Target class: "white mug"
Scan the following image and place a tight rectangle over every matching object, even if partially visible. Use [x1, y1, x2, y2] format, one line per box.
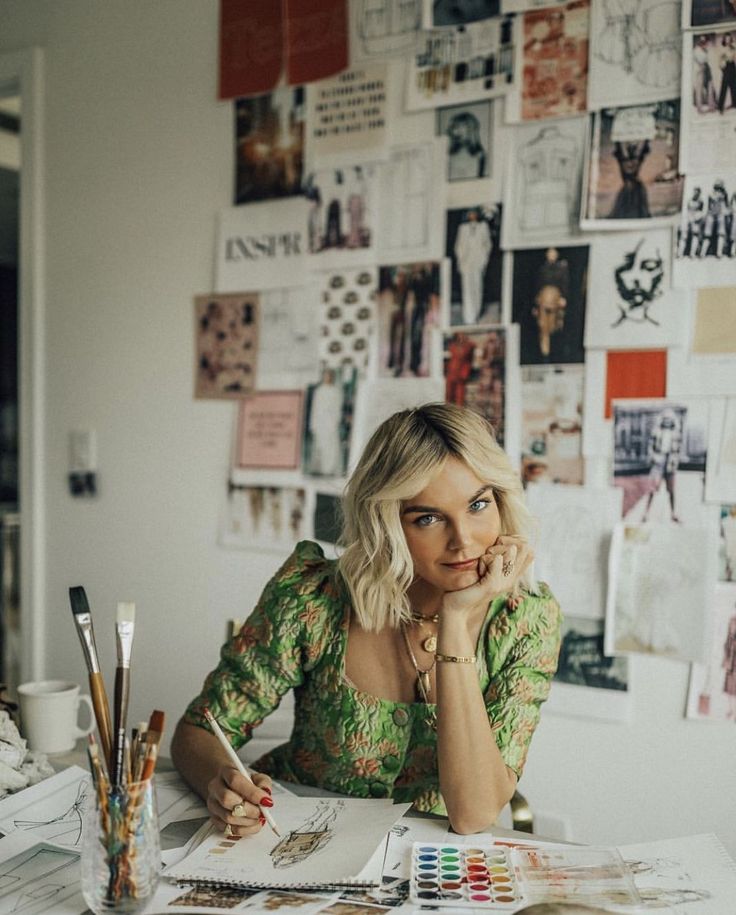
[17, 680, 95, 754]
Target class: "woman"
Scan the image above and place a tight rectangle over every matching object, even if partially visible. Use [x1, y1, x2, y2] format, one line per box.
[171, 404, 561, 836]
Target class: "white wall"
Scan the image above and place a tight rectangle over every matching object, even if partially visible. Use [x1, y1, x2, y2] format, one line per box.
[1, 0, 734, 857]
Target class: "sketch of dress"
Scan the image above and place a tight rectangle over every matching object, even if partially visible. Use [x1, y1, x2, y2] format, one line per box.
[270, 800, 345, 868]
[595, 0, 680, 88]
[354, 0, 422, 58]
[518, 127, 579, 236]
[0, 844, 79, 914]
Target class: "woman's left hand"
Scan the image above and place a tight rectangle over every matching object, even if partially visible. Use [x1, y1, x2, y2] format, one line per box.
[442, 535, 533, 615]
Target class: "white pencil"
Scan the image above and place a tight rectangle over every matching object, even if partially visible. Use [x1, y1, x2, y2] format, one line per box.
[203, 708, 281, 837]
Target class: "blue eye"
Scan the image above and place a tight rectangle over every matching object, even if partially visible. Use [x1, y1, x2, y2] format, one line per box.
[414, 514, 440, 527]
[469, 499, 491, 513]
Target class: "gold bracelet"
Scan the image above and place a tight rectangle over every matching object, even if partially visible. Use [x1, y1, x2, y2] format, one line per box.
[434, 653, 476, 663]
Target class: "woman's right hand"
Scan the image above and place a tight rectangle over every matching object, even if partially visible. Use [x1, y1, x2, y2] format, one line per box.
[206, 765, 274, 836]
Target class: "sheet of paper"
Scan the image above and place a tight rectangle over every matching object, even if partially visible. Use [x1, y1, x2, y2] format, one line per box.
[606, 522, 718, 663]
[0, 829, 85, 915]
[687, 582, 736, 723]
[673, 173, 736, 288]
[164, 797, 410, 888]
[706, 398, 736, 504]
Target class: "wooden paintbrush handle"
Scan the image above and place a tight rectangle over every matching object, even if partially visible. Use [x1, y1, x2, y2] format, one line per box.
[89, 671, 113, 768]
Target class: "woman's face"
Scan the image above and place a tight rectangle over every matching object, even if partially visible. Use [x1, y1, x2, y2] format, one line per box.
[400, 457, 502, 594]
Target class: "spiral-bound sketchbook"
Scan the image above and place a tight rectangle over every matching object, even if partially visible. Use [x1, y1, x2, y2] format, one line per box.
[163, 796, 411, 890]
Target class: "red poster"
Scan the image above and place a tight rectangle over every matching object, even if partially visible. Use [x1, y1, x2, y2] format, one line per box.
[219, 0, 348, 100]
[604, 350, 667, 419]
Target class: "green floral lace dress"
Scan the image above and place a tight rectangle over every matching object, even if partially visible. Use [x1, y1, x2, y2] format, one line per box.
[184, 541, 561, 815]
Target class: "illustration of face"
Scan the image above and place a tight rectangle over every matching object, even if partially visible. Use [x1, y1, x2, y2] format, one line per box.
[615, 240, 664, 312]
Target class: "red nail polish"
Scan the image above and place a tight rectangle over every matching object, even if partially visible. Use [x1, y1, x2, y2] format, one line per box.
[259, 814, 266, 825]
[263, 786, 272, 795]
[260, 795, 274, 807]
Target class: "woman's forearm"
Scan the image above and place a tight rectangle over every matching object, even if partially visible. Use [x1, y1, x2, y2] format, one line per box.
[435, 617, 516, 834]
[170, 718, 234, 800]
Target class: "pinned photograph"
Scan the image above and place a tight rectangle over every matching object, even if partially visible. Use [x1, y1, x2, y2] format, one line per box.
[318, 267, 377, 375]
[588, 0, 681, 110]
[442, 324, 519, 448]
[606, 522, 717, 662]
[509, 0, 590, 122]
[720, 504, 736, 582]
[583, 100, 684, 228]
[219, 483, 309, 552]
[547, 616, 631, 723]
[680, 30, 736, 173]
[586, 230, 688, 349]
[302, 365, 358, 479]
[349, 0, 423, 64]
[446, 204, 502, 326]
[674, 173, 736, 287]
[437, 101, 493, 182]
[687, 584, 736, 722]
[684, 0, 736, 29]
[303, 165, 379, 266]
[194, 294, 258, 399]
[406, 17, 516, 111]
[313, 492, 342, 546]
[235, 88, 305, 205]
[502, 116, 586, 249]
[377, 261, 442, 379]
[612, 399, 709, 525]
[512, 245, 588, 365]
[235, 392, 304, 471]
[521, 364, 584, 485]
[425, 0, 500, 27]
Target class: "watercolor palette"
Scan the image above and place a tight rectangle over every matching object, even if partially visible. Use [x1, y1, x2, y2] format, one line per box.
[409, 842, 523, 908]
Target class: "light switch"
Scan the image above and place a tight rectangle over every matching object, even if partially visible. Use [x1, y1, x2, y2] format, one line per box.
[68, 430, 98, 497]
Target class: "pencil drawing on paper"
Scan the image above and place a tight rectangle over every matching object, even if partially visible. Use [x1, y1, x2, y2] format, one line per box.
[594, 0, 681, 88]
[12, 780, 90, 847]
[0, 843, 80, 913]
[269, 800, 346, 869]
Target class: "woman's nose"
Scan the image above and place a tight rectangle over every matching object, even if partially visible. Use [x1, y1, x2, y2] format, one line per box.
[447, 520, 472, 549]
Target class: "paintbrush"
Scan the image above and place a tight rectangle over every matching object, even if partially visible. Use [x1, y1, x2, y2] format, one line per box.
[140, 709, 165, 782]
[69, 586, 114, 767]
[111, 601, 135, 788]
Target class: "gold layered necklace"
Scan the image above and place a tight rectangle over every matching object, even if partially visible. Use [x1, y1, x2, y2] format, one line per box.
[400, 621, 436, 704]
[408, 611, 439, 654]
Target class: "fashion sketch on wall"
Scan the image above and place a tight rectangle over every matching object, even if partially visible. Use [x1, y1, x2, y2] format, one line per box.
[588, 0, 681, 109]
[406, 17, 516, 111]
[585, 230, 688, 349]
[512, 245, 588, 365]
[674, 173, 736, 287]
[349, 0, 423, 64]
[436, 100, 493, 182]
[502, 117, 586, 249]
[446, 204, 502, 326]
[303, 165, 378, 265]
[377, 261, 442, 379]
[612, 399, 709, 525]
[583, 99, 684, 228]
[681, 30, 736, 173]
[687, 583, 736, 722]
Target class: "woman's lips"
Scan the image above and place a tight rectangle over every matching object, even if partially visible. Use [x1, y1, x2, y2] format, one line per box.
[443, 558, 479, 571]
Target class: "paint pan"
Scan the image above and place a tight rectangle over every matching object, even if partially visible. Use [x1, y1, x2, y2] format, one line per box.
[409, 841, 522, 909]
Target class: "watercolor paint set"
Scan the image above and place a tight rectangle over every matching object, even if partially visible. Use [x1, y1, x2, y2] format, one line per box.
[409, 842, 523, 908]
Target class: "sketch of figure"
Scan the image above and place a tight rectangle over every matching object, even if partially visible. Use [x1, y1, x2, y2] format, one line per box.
[454, 209, 492, 324]
[611, 237, 663, 327]
[631, 1, 681, 88]
[13, 780, 90, 847]
[595, 0, 645, 74]
[642, 408, 683, 523]
[610, 140, 651, 219]
[518, 125, 579, 236]
[353, 0, 422, 60]
[723, 611, 736, 719]
[693, 34, 717, 112]
[270, 800, 345, 868]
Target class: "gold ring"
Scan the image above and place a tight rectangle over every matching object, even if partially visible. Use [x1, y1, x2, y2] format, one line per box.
[502, 560, 514, 577]
[224, 823, 233, 837]
[232, 803, 245, 818]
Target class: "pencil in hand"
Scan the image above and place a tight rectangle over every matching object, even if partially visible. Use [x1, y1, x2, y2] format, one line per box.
[203, 707, 281, 837]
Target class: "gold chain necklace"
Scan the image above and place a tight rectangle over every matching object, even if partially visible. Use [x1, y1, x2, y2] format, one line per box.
[408, 611, 439, 653]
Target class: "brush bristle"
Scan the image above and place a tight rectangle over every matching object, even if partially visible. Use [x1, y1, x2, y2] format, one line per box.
[116, 601, 136, 624]
[69, 586, 90, 615]
[148, 709, 165, 736]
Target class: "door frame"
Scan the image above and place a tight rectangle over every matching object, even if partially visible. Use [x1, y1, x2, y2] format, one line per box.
[0, 48, 46, 682]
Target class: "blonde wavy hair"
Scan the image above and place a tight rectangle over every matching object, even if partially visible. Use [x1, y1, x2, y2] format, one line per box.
[337, 403, 533, 631]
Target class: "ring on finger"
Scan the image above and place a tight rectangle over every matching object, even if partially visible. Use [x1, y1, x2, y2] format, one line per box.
[502, 560, 514, 577]
[232, 803, 246, 818]
[224, 823, 234, 838]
